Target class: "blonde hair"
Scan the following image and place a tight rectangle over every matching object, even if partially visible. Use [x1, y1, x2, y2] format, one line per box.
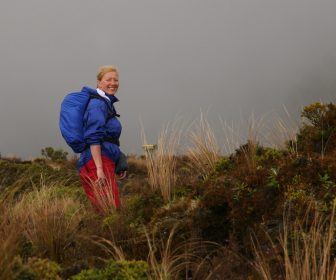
[96, 65, 119, 81]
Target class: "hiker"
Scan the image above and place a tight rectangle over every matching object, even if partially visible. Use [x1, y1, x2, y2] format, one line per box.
[76, 65, 127, 211]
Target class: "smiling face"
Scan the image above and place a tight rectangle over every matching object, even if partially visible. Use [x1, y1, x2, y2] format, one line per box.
[97, 71, 119, 95]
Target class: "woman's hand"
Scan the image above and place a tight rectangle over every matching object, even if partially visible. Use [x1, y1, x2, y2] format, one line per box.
[90, 145, 106, 185]
[96, 167, 106, 185]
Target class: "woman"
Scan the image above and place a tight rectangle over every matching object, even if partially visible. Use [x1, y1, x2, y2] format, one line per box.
[77, 65, 127, 211]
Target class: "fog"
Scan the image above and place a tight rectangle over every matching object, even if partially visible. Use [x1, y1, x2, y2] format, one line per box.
[1, 0, 336, 158]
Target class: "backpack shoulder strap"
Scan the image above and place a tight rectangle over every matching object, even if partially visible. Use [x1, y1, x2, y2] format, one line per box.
[87, 94, 120, 119]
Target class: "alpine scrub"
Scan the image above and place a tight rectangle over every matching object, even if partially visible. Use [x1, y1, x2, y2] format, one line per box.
[1, 101, 336, 278]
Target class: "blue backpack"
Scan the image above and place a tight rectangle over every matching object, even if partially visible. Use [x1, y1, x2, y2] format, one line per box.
[59, 87, 115, 153]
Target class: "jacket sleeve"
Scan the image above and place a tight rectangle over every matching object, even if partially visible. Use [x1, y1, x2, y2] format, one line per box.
[83, 102, 108, 145]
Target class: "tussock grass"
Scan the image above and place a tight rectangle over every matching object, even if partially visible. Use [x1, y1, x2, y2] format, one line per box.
[146, 226, 186, 280]
[245, 115, 264, 172]
[90, 235, 126, 262]
[221, 114, 272, 174]
[90, 179, 118, 215]
[220, 119, 242, 156]
[270, 118, 298, 155]
[187, 113, 220, 178]
[221, 109, 299, 162]
[142, 123, 181, 202]
[145, 226, 204, 280]
[265, 106, 299, 154]
[92, 223, 230, 279]
[145, 225, 229, 280]
[0, 198, 26, 280]
[14, 180, 86, 262]
[80, 170, 120, 215]
[281, 205, 336, 280]
[252, 203, 336, 280]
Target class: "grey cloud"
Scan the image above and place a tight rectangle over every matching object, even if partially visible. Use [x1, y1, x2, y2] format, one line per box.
[0, 0, 336, 158]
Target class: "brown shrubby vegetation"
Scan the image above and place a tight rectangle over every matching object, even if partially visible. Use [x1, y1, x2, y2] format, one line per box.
[2, 101, 336, 279]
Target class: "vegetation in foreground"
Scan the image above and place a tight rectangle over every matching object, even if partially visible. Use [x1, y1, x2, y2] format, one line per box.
[1, 102, 336, 279]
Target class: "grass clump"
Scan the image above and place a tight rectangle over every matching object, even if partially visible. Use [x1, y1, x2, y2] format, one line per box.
[142, 123, 181, 202]
[187, 113, 220, 178]
[14, 183, 86, 263]
[0, 199, 26, 280]
[252, 203, 336, 280]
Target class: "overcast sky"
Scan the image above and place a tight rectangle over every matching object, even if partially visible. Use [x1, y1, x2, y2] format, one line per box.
[1, 0, 336, 159]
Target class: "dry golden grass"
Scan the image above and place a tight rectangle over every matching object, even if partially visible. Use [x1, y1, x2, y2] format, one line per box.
[146, 226, 183, 280]
[144, 225, 231, 280]
[90, 234, 126, 262]
[145, 226, 201, 280]
[221, 114, 269, 175]
[13, 182, 86, 262]
[252, 203, 336, 280]
[80, 171, 121, 215]
[0, 198, 26, 280]
[90, 180, 118, 215]
[220, 110, 300, 168]
[281, 205, 336, 280]
[142, 123, 181, 202]
[265, 107, 299, 155]
[88, 224, 227, 279]
[187, 113, 220, 178]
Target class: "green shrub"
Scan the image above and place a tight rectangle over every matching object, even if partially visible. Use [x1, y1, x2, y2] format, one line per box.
[266, 168, 280, 189]
[41, 147, 68, 162]
[256, 147, 284, 166]
[0, 158, 81, 201]
[71, 260, 148, 280]
[214, 156, 232, 173]
[297, 102, 336, 156]
[13, 257, 62, 280]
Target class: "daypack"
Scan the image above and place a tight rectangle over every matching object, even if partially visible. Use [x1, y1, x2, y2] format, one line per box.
[59, 87, 117, 153]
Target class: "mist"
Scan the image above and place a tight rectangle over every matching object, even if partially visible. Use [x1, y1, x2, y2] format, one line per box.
[0, 0, 336, 158]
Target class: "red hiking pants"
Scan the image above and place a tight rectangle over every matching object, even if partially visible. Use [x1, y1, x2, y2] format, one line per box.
[79, 156, 121, 211]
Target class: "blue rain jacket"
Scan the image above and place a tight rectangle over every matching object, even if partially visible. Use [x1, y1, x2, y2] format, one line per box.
[77, 87, 121, 171]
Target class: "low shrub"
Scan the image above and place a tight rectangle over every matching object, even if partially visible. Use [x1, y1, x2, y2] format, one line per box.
[70, 260, 148, 280]
[13, 256, 62, 280]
